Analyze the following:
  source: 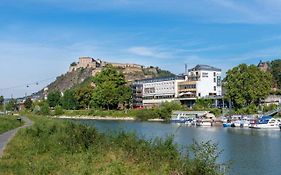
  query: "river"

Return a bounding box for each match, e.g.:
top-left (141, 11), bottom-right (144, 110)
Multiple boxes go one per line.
top-left (73, 119), bottom-right (281, 175)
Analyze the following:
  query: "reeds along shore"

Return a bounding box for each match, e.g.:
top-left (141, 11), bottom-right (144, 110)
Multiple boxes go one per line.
top-left (0, 115), bottom-right (227, 175)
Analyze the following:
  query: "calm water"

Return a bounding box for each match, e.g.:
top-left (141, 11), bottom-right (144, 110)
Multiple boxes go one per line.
top-left (73, 119), bottom-right (281, 175)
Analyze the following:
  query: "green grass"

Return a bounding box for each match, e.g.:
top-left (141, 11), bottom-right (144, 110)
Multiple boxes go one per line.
top-left (0, 115), bottom-right (227, 175)
top-left (0, 115), bottom-right (23, 134)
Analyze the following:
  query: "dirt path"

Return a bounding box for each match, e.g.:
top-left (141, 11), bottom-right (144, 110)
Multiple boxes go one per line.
top-left (0, 116), bottom-right (33, 158)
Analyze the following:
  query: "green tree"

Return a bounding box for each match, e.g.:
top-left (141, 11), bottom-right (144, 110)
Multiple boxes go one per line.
top-left (6, 98), bottom-right (17, 111)
top-left (75, 86), bottom-right (93, 109)
top-left (116, 85), bottom-right (132, 109)
top-left (91, 65), bottom-right (132, 109)
top-left (24, 98), bottom-right (33, 109)
top-left (193, 98), bottom-right (213, 110)
top-left (61, 90), bottom-right (78, 110)
top-left (224, 64), bottom-right (272, 109)
top-left (0, 95), bottom-right (4, 106)
top-left (47, 91), bottom-right (61, 108)
top-left (156, 101), bottom-right (185, 120)
top-left (270, 59), bottom-right (281, 89)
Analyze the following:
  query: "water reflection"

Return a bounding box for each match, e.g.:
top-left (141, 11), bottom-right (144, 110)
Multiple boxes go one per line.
top-left (225, 127), bottom-right (281, 139)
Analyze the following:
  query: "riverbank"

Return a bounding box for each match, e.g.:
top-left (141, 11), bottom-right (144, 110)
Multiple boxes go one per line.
top-left (55, 115), bottom-right (135, 120)
top-left (0, 115), bottom-right (226, 175)
top-left (0, 116), bottom-right (33, 158)
top-left (54, 115), bottom-right (165, 122)
top-left (0, 116), bottom-right (23, 134)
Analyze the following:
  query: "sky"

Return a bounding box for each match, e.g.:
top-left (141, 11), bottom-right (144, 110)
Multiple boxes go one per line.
top-left (1, 0), bottom-right (281, 98)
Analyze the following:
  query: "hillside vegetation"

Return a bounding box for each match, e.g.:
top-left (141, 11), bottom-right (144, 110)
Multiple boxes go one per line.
top-left (34, 65), bottom-right (174, 98)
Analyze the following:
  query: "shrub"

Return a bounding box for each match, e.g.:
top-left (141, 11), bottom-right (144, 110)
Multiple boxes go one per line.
top-left (0, 116), bottom-right (227, 174)
top-left (54, 105), bottom-right (64, 116)
top-left (40, 103), bottom-right (50, 115)
top-left (33, 105), bottom-right (41, 114)
top-left (187, 140), bottom-right (227, 175)
top-left (135, 109), bottom-right (159, 121)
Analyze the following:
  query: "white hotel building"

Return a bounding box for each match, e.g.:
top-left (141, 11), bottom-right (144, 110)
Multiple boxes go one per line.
top-left (178, 65), bottom-right (222, 98)
top-left (141, 76), bottom-right (185, 107)
top-left (132, 65), bottom-right (222, 108)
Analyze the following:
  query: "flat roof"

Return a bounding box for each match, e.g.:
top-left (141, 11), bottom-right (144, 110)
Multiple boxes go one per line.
top-left (188, 64), bottom-right (221, 72)
top-left (134, 76), bottom-right (185, 84)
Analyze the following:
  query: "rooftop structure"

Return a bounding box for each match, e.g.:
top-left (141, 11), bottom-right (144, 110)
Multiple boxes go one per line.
top-left (188, 64), bottom-right (221, 72)
top-left (257, 60), bottom-right (269, 72)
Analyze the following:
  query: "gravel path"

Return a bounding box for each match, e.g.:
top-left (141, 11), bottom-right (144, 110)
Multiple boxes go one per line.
top-left (0, 116), bottom-right (33, 158)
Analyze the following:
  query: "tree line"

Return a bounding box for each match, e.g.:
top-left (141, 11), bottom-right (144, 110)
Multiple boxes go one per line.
top-left (2, 60), bottom-right (281, 116)
top-left (224, 61), bottom-right (281, 114)
top-left (26, 65), bottom-right (132, 114)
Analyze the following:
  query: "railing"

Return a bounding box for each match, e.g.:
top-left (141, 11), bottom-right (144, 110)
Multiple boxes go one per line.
top-left (264, 107), bottom-right (281, 116)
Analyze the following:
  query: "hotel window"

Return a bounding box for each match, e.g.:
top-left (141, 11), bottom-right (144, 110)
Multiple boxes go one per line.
top-left (213, 72), bottom-right (216, 76)
top-left (202, 72), bottom-right (208, 77)
top-left (214, 78), bottom-right (216, 83)
top-left (214, 86), bottom-right (216, 91)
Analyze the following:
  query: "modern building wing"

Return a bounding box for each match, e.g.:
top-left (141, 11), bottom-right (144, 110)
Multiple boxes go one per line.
top-left (132, 64), bottom-right (223, 108)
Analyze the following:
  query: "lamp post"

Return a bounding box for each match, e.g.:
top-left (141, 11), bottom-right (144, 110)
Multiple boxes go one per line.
top-left (3, 99), bottom-right (6, 114)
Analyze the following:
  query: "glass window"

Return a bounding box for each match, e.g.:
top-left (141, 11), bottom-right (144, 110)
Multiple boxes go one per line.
top-left (202, 72), bottom-right (208, 77)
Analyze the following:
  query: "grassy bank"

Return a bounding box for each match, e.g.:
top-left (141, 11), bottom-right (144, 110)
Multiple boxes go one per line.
top-left (0, 115), bottom-right (226, 175)
top-left (63, 109), bottom-right (139, 118)
top-left (0, 115), bottom-right (23, 134)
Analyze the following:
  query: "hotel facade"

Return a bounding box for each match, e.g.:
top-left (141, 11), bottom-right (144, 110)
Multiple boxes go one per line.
top-left (132, 64), bottom-right (222, 108)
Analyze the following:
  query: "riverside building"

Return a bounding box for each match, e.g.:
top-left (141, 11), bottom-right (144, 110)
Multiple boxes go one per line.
top-left (132, 64), bottom-right (222, 108)
top-left (132, 76), bottom-right (185, 108)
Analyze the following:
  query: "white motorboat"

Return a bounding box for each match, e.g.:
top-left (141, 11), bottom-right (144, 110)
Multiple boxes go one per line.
top-left (196, 119), bottom-right (212, 126)
top-left (250, 118), bottom-right (280, 129)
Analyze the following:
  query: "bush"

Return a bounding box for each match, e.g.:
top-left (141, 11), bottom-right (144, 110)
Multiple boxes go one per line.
top-left (234, 104), bottom-right (258, 114)
top-left (135, 109), bottom-right (159, 121)
top-left (0, 116), bottom-right (227, 174)
top-left (33, 105), bottom-right (41, 114)
top-left (0, 116), bottom-right (23, 134)
top-left (54, 106), bottom-right (64, 116)
top-left (262, 104), bottom-right (278, 113)
top-left (209, 108), bottom-right (222, 117)
top-left (40, 103), bottom-right (50, 115)
top-left (187, 140), bottom-right (228, 175)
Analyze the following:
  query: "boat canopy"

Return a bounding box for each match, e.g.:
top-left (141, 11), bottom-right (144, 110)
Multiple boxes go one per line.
top-left (258, 116), bottom-right (272, 124)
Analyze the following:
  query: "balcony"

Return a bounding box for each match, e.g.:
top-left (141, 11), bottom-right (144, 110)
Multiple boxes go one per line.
top-left (187, 75), bottom-right (200, 81)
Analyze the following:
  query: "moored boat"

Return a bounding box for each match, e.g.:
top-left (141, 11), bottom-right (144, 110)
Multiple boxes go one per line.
top-left (223, 122), bottom-right (232, 127)
top-left (250, 116), bottom-right (280, 129)
top-left (196, 119), bottom-right (212, 126)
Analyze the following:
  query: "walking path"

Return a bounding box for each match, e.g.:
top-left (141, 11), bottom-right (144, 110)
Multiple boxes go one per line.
top-left (0, 116), bottom-right (33, 158)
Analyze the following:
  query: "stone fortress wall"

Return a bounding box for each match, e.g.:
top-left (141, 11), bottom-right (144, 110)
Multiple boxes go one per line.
top-left (69, 57), bottom-right (143, 76)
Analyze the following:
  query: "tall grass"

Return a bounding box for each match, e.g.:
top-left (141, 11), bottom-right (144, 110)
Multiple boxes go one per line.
top-left (0, 115), bottom-right (227, 175)
top-left (0, 115), bottom-right (23, 134)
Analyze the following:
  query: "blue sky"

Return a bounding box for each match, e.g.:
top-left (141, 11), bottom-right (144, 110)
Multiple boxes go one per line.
top-left (1, 0), bottom-right (281, 98)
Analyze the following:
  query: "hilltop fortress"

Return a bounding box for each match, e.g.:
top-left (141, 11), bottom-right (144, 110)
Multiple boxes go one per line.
top-left (69, 57), bottom-right (144, 76)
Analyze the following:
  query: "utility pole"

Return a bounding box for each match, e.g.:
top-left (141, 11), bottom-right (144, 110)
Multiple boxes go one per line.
top-left (3, 100), bottom-right (6, 114)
